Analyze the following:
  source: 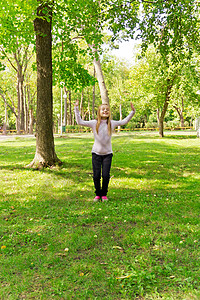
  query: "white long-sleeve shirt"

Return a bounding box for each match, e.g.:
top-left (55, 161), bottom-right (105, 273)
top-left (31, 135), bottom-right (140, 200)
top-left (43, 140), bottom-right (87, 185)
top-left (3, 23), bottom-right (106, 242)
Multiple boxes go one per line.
top-left (74, 106), bottom-right (135, 155)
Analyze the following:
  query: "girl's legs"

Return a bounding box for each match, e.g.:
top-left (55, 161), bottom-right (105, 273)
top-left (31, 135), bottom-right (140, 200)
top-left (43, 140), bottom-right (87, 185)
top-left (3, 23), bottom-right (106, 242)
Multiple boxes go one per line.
top-left (92, 153), bottom-right (102, 197)
top-left (102, 154), bottom-right (113, 196)
top-left (92, 153), bottom-right (113, 197)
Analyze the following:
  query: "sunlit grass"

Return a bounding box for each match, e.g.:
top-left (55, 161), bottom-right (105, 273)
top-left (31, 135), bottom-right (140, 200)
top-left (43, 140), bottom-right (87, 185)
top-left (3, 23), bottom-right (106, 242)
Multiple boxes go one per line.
top-left (0, 131), bottom-right (199, 299)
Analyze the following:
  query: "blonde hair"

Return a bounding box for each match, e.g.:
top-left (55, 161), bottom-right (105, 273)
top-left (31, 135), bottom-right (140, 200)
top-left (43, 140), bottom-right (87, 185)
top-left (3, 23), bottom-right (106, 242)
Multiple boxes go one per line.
top-left (96, 104), bottom-right (112, 135)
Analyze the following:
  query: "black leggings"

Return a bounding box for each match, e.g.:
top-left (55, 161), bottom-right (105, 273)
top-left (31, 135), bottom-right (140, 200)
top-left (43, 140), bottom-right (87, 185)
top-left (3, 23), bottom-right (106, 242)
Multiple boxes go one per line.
top-left (92, 153), bottom-right (113, 197)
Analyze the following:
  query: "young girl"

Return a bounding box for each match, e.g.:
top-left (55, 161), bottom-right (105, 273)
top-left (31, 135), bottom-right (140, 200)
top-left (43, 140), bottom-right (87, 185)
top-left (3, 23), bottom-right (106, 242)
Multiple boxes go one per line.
top-left (74, 101), bottom-right (136, 202)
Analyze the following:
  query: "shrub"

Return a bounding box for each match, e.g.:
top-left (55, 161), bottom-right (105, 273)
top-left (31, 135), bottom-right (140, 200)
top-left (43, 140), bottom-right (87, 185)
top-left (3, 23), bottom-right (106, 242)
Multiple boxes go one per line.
top-left (145, 122), bottom-right (158, 129)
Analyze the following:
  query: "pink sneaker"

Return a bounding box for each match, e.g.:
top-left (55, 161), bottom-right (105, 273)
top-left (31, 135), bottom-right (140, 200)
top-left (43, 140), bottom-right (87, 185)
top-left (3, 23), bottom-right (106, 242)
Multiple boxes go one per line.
top-left (102, 196), bottom-right (108, 202)
top-left (93, 196), bottom-right (100, 202)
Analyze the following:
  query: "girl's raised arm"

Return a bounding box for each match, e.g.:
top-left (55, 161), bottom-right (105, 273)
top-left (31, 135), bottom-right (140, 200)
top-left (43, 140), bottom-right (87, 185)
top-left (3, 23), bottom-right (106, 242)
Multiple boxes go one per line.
top-left (74, 101), bottom-right (96, 128)
top-left (130, 102), bottom-right (136, 114)
top-left (111, 102), bottom-right (136, 128)
top-left (74, 100), bottom-right (79, 107)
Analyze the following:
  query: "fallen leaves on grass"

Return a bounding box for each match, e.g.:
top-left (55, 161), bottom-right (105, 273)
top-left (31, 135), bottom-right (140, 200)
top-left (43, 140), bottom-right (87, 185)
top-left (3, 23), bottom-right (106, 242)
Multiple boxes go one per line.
top-left (116, 274), bottom-right (133, 279)
top-left (112, 246), bottom-right (125, 253)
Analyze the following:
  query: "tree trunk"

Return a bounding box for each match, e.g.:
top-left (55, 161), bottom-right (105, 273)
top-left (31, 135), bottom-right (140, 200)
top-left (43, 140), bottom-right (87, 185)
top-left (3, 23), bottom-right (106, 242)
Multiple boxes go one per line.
top-left (156, 108), bottom-right (160, 125)
top-left (28, 89), bottom-right (36, 134)
top-left (29, 2), bottom-right (61, 168)
top-left (181, 97), bottom-right (184, 127)
top-left (80, 90), bottom-right (83, 119)
top-left (3, 103), bottom-right (7, 135)
top-left (29, 108), bottom-right (34, 134)
top-left (180, 114), bottom-right (184, 127)
top-left (14, 54), bottom-right (25, 133)
top-left (19, 75), bottom-right (25, 132)
top-left (92, 66), bottom-right (95, 119)
top-left (87, 86), bottom-right (90, 120)
top-left (63, 87), bottom-right (68, 126)
top-left (158, 81), bottom-right (172, 137)
top-left (93, 57), bottom-right (109, 105)
top-left (173, 97), bottom-right (185, 127)
top-left (158, 117), bottom-right (164, 137)
top-left (0, 91), bottom-right (18, 132)
top-left (17, 78), bottom-right (21, 134)
top-left (118, 103), bottom-right (122, 132)
top-left (89, 45), bottom-right (109, 105)
top-left (24, 84), bottom-right (29, 133)
top-left (69, 90), bottom-right (72, 125)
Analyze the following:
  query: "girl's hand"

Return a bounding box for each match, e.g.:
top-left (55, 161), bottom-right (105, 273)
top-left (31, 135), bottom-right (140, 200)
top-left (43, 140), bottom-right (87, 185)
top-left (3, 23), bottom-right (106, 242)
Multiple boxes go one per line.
top-left (130, 102), bottom-right (136, 113)
top-left (74, 100), bottom-right (79, 107)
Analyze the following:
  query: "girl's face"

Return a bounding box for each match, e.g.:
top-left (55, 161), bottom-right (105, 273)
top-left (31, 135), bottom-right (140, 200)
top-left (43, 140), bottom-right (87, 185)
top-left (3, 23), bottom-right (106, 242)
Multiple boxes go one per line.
top-left (99, 105), bottom-right (110, 119)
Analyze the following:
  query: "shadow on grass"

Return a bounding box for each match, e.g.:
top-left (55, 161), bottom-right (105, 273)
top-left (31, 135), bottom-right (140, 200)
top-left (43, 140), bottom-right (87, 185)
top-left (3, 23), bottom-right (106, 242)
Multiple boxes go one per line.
top-left (1, 135), bottom-right (200, 206)
top-left (1, 134), bottom-right (200, 298)
top-left (1, 135), bottom-right (200, 196)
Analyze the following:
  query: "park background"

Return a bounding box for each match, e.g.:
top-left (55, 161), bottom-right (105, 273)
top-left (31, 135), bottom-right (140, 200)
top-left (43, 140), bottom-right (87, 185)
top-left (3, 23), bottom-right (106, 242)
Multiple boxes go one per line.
top-left (0, 1), bottom-right (200, 138)
top-left (0, 1), bottom-right (200, 299)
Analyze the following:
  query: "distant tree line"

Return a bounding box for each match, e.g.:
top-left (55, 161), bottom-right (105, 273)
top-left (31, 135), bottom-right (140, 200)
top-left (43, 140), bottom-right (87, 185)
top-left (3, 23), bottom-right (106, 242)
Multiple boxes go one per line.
top-left (0, 0), bottom-right (199, 166)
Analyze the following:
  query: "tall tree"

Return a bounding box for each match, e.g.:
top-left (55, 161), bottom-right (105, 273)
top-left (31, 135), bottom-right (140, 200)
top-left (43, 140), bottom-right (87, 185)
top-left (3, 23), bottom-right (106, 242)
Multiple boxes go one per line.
top-left (29, 1), bottom-right (61, 167)
top-left (140, 0), bottom-right (200, 136)
top-left (2, 0), bottom-right (199, 166)
top-left (0, 0), bottom-right (35, 133)
top-left (138, 0), bottom-right (200, 61)
top-left (129, 46), bottom-right (200, 135)
top-left (170, 57), bottom-right (200, 127)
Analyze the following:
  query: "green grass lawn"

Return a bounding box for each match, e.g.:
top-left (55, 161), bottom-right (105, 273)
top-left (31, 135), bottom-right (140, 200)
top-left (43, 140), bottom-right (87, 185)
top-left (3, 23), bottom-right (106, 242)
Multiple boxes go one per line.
top-left (0, 131), bottom-right (199, 299)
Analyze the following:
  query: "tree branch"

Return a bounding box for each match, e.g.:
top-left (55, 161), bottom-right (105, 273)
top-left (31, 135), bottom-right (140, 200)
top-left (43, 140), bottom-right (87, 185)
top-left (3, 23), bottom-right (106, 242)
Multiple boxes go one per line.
top-left (71, 36), bottom-right (84, 41)
top-left (141, 0), bottom-right (156, 3)
top-left (0, 91), bottom-right (17, 117)
top-left (0, 46), bottom-right (18, 72)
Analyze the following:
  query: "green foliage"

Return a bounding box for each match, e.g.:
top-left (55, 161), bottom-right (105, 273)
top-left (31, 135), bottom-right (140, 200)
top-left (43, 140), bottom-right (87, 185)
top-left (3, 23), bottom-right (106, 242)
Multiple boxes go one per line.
top-left (0, 62), bottom-right (6, 71)
top-left (53, 52), bottom-right (95, 91)
top-left (65, 125), bottom-right (91, 132)
top-left (139, 0), bottom-right (200, 62)
top-left (1, 0), bottom-right (200, 130)
top-left (52, 0), bottom-right (100, 90)
top-left (0, 48), bottom-right (37, 130)
top-left (0, 0), bottom-right (36, 50)
top-left (128, 45), bottom-right (200, 125)
top-left (169, 54), bottom-right (200, 114)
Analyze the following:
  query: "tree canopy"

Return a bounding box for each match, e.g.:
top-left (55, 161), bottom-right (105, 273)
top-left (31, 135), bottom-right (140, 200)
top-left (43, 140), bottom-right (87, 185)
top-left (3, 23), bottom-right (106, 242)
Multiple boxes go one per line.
top-left (0, 0), bottom-right (200, 165)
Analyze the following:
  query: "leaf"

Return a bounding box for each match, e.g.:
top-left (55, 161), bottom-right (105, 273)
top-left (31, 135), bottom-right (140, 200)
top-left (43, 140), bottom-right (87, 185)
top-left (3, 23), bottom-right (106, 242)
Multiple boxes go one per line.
top-left (116, 274), bottom-right (133, 279)
top-left (112, 246), bottom-right (123, 250)
top-left (112, 246), bottom-right (125, 253)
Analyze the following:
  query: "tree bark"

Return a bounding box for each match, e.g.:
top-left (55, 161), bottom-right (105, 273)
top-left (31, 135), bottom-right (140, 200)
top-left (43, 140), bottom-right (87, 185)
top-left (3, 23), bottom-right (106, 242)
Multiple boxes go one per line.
top-left (156, 108), bottom-right (160, 125)
top-left (80, 90), bottom-right (84, 119)
top-left (87, 86), bottom-right (91, 120)
top-left (173, 97), bottom-right (185, 127)
top-left (17, 77), bottom-right (21, 134)
top-left (69, 90), bottom-right (72, 125)
top-left (29, 108), bottom-right (34, 134)
top-left (14, 52), bottom-right (26, 133)
top-left (3, 103), bottom-right (7, 135)
top-left (24, 84), bottom-right (29, 133)
top-left (0, 92), bottom-right (18, 129)
top-left (89, 45), bottom-right (109, 105)
top-left (63, 87), bottom-right (68, 126)
top-left (92, 66), bottom-right (95, 119)
top-left (158, 117), bottom-right (164, 137)
top-left (158, 81), bottom-right (172, 137)
top-left (93, 57), bottom-right (109, 105)
top-left (29, 2), bottom-right (61, 168)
